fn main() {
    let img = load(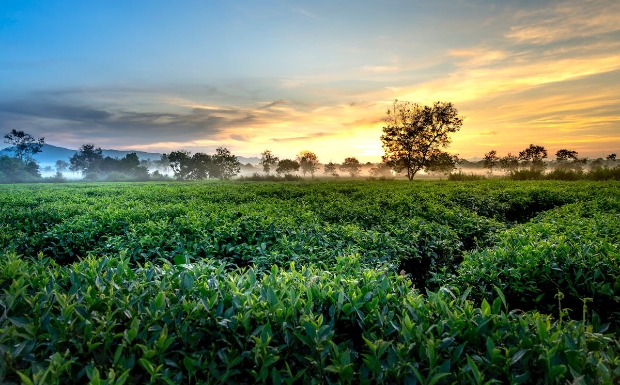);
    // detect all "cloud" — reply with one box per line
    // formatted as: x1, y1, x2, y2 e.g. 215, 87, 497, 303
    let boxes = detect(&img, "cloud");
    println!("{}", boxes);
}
261, 100, 288, 109
272, 132, 330, 143
506, 0, 620, 44
479, 131, 498, 136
